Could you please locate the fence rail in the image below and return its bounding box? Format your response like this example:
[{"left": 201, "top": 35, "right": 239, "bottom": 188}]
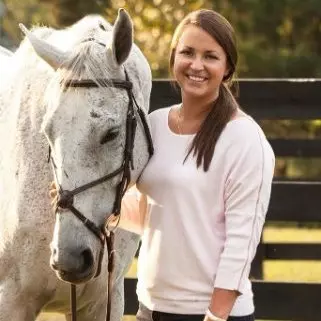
[
  {"left": 269, "top": 138, "right": 321, "bottom": 157},
  {"left": 268, "top": 181, "right": 321, "bottom": 222},
  {"left": 149, "top": 79, "right": 321, "bottom": 119}
]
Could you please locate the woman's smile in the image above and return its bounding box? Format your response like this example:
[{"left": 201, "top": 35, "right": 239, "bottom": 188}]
[{"left": 186, "top": 74, "right": 208, "bottom": 83}]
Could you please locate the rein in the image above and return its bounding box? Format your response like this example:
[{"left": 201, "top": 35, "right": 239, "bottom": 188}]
[{"left": 49, "top": 69, "right": 153, "bottom": 321}]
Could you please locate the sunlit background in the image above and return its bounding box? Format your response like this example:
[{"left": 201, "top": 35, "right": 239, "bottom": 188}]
[{"left": 0, "top": 1, "right": 320, "bottom": 320}]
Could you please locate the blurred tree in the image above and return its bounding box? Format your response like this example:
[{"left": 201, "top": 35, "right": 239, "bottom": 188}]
[
  {"left": 212, "top": 0, "right": 321, "bottom": 78},
  {"left": 1, "top": 0, "right": 54, "bottom": 44},
  {"left": 42, "top": 0, "right": 108, "bottom": 27}
]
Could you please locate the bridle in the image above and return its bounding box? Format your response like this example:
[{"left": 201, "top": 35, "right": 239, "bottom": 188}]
[{"left": 49, "top": 69, "right": 153, "bottom": 321}]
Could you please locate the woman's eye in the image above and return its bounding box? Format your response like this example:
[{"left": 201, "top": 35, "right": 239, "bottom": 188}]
[
  {"left": 205, "top": 54, "right": 218, "bottom": 60},
  {"left": 100, "top": 130, "right": 119, "bottom": 144},
  {"left": 180, "top": 50, "right": 192, "bottom": 56}
]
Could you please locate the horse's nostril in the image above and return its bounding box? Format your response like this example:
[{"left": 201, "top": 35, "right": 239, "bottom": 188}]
[
  {"left": 50, "top": 247, "right": 94, "bottom": 276},
  {"left": 50, "top": 247, "right": 58, "bottom": 270},
  {"left": 51, "top": 259, "right": 58, "bottom": 270},
  {"left": 81, "top": 248, "right": 94, "bottom": 271}
]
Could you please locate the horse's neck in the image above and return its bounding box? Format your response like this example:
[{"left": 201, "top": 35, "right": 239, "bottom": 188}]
[{"left": 0, "top": 65, "right": 53, "bottom": 240}]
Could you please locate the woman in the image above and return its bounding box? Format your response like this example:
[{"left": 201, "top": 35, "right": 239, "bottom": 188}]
[{"left": 121, "top": 9, "right": 275, "bottom": 321}]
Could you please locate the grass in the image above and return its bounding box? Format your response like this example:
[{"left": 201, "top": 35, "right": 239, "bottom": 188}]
[{"left": 37, "top": 226, "right": 321, "bottom": 321}]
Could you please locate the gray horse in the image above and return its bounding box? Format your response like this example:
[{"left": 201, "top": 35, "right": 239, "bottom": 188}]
[{"left": 0, "top": 9, "right": 151, "bottom": 321}]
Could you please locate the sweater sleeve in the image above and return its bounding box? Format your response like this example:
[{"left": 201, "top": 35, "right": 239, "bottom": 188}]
[{"left": 214, "top": 122, "right": 275, "bottom": 293}]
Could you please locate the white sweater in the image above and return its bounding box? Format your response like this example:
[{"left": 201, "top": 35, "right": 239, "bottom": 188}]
[{"left": 120, "top": 106, "right": 275, "bottom": 315}]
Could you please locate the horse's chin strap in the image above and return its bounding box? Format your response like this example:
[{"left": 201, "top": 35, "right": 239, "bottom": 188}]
[{"left": 48, "top": 69, "right": 154, "bottom": 321}]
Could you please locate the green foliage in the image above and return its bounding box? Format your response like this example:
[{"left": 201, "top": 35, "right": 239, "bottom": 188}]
[
  {"left": 1, "top": 0, "right": 55, "bottom": 42},
  {"left": 222, "top": 0, "right": 321, "bottom": 78}
]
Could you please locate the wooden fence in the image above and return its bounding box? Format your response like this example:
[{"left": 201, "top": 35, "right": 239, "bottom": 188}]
[{"left": 124, "top": 79, "right": 321, "bottom": 321}]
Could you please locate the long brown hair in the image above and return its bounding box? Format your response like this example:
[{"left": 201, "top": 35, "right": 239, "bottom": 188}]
[{"left": 169, "top": 9, "right": 239, "bottom": 171}]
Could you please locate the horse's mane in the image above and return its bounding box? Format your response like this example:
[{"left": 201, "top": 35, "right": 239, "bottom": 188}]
[
  {"left": 15, "top": 15, "right": 115, "bottom": 85},
  {"left": 13, "top": 16, "right": 123, "bottom": 114},
  {"left": 43, "top": 40, "right": 119, "bottom": 117},
  {"left": 59, "top": 41, "right": 116, "bottom": 87}
]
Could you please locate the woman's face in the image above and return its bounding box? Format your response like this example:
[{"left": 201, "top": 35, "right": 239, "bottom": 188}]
[{"left": 173, "top": 24, "right": 229, "bottom": 102}]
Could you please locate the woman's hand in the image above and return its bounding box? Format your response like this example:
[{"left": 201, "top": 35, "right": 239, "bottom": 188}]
[{"left": 49, "top": 181, "right": 58, "bottom": 206}]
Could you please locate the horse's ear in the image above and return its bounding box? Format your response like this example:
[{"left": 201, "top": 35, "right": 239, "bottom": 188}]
[
  {"left": 108, "top": 8, "right": 133, "bottom": 66},
  {"left": 19, "top": 24, "right": 68, "bottom": 70}
]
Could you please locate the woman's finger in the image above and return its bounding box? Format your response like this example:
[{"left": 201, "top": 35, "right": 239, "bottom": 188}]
[
  {"left": 49, "top": 181, "right": 58, "bottom": 200},
  {"left": 50, "top": 181, "right": 57, "bottom": 189},
  {"left": 49, "top": 187, "right": 58, "bottom": 197},
  {"left": 51, "top": 195, "right": 58, "bottom": 206}
]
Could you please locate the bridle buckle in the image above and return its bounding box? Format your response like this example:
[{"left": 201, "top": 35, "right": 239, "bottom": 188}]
[{"left": 57, "top": 190, "right": 74, "bottom": 209}]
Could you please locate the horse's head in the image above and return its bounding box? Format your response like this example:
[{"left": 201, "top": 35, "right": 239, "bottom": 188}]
[{"left": 20, "top": 9, "right": 152, "bottom": 283}]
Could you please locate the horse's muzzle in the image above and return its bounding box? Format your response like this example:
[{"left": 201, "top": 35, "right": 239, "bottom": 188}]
[{"left": 50, "top": 246, "right": 95, "bottom": 284}]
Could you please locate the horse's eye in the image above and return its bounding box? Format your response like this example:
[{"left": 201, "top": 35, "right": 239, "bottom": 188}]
[
  {"left": 100, "top": 129, "right": 119, "bottom": 145},
  {"left": 99, "top": 22, "right": 106, "bottom": 31}
]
